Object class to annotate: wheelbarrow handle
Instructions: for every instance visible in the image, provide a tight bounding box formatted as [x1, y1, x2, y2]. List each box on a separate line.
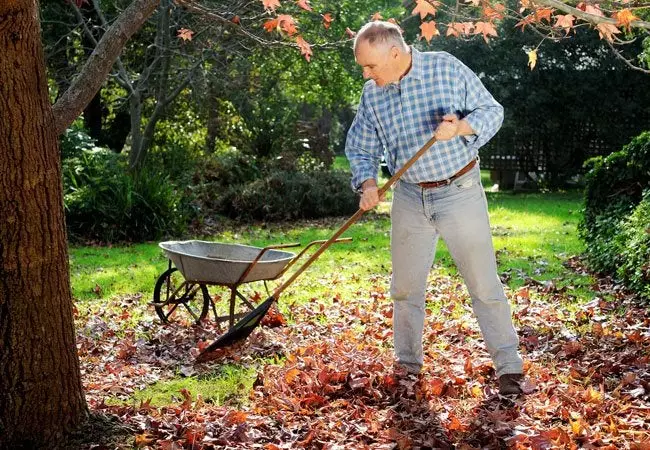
[276, 238, 353, 277]
[235, 243, 301, 285]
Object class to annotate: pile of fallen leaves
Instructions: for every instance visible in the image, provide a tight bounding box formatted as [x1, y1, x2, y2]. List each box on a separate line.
[75, 257, 650, 449]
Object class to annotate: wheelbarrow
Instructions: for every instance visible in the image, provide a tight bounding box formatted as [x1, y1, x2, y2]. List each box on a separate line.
[153, 238, 352, 327]
[196, 135, 439, 361]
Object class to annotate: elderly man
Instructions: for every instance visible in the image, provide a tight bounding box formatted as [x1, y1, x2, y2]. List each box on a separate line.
[345, 21, 525, 395]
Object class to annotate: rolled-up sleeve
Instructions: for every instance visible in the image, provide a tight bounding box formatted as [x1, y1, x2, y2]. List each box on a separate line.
[453, 57, 504, 151]
[345, 91, 383, 192]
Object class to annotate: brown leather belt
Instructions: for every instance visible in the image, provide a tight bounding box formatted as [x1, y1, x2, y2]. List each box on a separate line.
[417, 158, 477, 189]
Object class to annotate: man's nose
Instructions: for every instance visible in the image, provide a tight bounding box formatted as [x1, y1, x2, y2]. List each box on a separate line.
[362, 68, 371, 79]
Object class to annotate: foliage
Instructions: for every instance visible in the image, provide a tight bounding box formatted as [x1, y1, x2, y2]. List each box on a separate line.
[582, 131, 650, 230]
[62, 147, 188, 242]
[616, 192, 650, 299]
[579, 132, 650, 294]
[60, 125, 98, 159]
[216, 170, 358, 221]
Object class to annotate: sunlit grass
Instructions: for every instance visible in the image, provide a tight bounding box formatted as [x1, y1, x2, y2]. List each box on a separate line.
[129, 364, 258, 407]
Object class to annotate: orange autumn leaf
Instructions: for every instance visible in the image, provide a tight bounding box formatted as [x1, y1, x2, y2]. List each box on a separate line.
[412, 0, 437, 19]
[296, 0, 312, 11]
[583, 386, 604, 404]
[277, 14, 298, 35]
[419, 21, 440, 43]
[447, 413, 465, 431]
[177, 28, 194, 41]
[614, 9, 639, 31]
[285, 367, 301, 383]
[474, 21, 498, 42]
[371, 12, 383, 21]
[430, 377, 445, 395]
[262, 0, 281, 12]
[135, 433, 155, 447]
[554, 14, 575, 34]
[483, 4, 505, 21]
[345, 27, 356, 38]
[516, 14, 536, 31]
[296, 35, 313, 61]
[596, 22, 621, 42]
[322, 13, 333, 29]
[231, 15, 241, 25]
[263, 18, 279, 33]
[224, 410, 249, 426]
[446, 22, 473, 37]
[535, 8, 553, 23]
[578, 2, 604, 17]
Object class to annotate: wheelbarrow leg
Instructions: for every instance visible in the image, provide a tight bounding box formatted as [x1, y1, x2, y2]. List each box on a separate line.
[229, 288, 236, 328]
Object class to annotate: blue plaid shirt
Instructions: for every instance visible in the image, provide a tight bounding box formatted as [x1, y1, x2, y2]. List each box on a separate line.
[345, 48, 503, 191]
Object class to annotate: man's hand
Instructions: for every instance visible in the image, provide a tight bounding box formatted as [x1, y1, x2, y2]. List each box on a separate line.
[359, 180, 385, 210]
[435, 114, 460, 141]
[435, 114, 476, 141]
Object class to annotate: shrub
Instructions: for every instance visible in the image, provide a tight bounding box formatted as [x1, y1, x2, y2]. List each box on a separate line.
[581, 131, 650, 233]
[580, 131, 650, 296]
[616, 192, 650, 299]
[63, 148, 188, 242]
[216, 170, 358, 221]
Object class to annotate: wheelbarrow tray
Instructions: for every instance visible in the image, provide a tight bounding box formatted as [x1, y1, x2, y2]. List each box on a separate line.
[159, 240, 295, 285]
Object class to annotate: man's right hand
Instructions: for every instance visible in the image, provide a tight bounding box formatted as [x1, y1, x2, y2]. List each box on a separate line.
[360, 186, 380, 210]
[359, 180, 384, 210]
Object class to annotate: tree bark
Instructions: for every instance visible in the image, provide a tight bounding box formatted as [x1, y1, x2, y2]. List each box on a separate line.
[0, 1, 88, 447]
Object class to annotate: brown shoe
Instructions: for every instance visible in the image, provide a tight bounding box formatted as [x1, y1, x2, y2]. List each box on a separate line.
[498, 373, 524, 395]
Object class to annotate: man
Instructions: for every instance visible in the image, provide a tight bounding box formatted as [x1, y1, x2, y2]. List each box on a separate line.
[345, 21, 525, 395]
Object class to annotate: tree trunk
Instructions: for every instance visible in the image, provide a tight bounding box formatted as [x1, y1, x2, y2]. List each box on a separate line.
[0, 1, 88, 448]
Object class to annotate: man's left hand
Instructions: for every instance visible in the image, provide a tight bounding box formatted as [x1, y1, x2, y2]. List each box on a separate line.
[435, 114, 460, 141]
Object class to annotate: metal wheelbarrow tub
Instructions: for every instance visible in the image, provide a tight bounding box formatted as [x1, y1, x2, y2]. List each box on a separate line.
[159, 240, 295, 285]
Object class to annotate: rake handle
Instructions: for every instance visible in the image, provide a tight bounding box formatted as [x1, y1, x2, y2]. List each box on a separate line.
[272, 135, 438, 299]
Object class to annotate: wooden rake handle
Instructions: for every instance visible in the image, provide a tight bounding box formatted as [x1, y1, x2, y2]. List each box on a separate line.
[271, 135, 438, 299]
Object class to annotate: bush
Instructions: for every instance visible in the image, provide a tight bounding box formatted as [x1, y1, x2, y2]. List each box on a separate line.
[216, 170, 358, 221]
[581, 131, 650, 232]
[63, 148, 188, 242]
[580, 131, 650, 297]
[616, 192, 650, 299]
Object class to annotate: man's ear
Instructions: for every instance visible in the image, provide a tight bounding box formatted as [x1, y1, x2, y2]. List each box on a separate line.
[390, 46, 400, 60]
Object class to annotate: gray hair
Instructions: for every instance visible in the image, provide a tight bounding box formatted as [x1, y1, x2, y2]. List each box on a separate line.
[353, 21, 409, 54]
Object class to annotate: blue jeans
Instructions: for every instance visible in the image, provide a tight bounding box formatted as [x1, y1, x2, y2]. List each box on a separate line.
[390, 165, 523, 377]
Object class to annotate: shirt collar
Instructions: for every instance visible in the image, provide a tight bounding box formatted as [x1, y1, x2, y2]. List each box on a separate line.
[403, 46, 423, 81]
[384, 46, 422, 91]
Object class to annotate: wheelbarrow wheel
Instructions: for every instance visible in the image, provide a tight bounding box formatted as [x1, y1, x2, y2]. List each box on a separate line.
[153, 267, 210, 324]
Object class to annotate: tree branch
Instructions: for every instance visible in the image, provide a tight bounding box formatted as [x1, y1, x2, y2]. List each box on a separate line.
[533, 0, 650, 30]
[52, 0, 161, 135]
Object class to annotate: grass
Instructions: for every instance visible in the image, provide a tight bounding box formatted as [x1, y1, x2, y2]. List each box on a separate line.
[70, 170, 590, 407]
[131, 364, 258, 407]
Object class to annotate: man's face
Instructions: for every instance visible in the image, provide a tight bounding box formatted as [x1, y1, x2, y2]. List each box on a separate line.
[355, 40, 400, 87]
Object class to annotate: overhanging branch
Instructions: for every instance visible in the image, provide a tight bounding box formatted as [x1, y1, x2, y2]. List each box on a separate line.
[52, 0, 161, 135]
[534, 0, 650, 30]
